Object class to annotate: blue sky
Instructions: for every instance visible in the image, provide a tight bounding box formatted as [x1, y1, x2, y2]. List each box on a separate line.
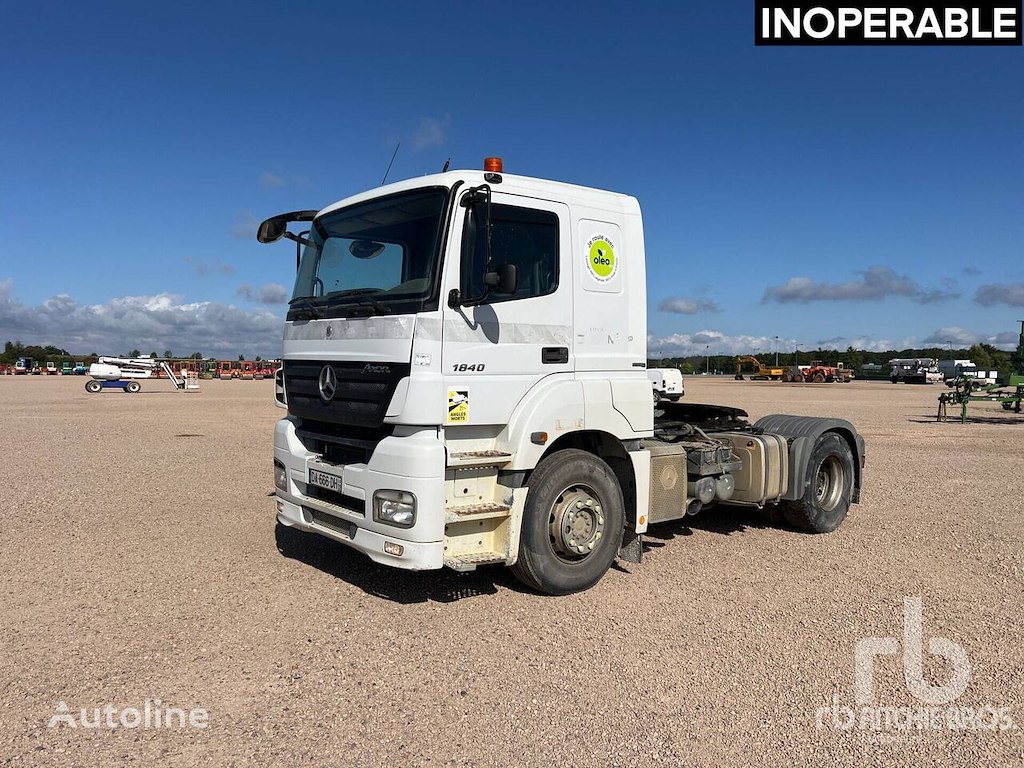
[1, 1, 1021, 358]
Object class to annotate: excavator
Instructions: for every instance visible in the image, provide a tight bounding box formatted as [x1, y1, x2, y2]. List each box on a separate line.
[734, 355, 785, 381]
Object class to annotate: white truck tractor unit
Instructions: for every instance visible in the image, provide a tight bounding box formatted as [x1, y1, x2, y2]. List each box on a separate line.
[260, 159, 865, 594]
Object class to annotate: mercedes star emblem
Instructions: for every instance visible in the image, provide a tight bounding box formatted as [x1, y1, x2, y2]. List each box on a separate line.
[318, 365, 337, 402]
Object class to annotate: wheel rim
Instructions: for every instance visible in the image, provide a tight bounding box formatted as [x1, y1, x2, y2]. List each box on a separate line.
[814, 455, 845, 512]
[548, 484, 605, 561]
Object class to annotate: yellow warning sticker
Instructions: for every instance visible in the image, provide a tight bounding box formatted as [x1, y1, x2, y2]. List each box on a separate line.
[447, 390, 469, 423]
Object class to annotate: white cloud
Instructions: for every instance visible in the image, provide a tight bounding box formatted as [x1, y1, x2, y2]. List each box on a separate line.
[657, 296, 720, 315]
[412, 115, 449, 151]
[0, 280, 283, 358]
[184, 256, 236, 276]
[648, 329, 907, 358]
[975, 283, 1024, 307]
[922, 326, 1018, 350]
[763, 266, 959, 305]
[648, 330, 795, 357]
[231, 211, 260, 240]
[259, 171, 286, 188]
[237, 283, 289, 305]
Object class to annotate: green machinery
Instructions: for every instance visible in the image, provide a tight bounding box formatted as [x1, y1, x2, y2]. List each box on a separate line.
[937, 321, 1024, 423]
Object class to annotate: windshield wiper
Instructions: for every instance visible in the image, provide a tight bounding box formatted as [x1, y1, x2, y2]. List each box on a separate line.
[288, 296, 324, 319]
[351, 295, 392, 316]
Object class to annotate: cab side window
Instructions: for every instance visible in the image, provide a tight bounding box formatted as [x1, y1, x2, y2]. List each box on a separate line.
[462, 203, 559, 303]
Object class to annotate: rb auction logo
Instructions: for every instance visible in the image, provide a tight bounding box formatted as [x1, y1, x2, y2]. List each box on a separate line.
[755, 1, 1023, 44]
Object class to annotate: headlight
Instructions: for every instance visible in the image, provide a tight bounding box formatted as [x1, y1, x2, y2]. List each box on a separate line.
[274, 460, 288, 491]
[373, 490, 416, 528]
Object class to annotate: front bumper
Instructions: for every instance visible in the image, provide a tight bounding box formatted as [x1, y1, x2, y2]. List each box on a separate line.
[273, 417, 446, 570]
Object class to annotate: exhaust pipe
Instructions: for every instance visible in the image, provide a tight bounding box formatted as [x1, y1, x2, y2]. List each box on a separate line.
[686, 499, 703, 516]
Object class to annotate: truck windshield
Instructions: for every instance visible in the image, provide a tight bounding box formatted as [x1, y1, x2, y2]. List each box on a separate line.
[290, 187, 448, 319]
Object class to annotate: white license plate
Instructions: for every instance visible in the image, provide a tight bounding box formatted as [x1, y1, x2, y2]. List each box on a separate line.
[309, 468, 343, 493]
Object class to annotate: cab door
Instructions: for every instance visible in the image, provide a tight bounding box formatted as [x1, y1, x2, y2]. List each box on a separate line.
[440, 189, 572, 429]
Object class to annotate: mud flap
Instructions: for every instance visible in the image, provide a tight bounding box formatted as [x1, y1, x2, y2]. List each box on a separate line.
[618, 530, 643, 564]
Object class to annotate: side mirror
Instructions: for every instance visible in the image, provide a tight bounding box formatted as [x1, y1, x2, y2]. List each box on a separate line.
[484, 263, 517, 295]
[257, 218, 287, 243]
[256, 210, 318, 243]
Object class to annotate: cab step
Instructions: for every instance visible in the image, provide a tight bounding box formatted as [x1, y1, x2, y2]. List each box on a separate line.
[447, 450, 512, 469]
[443, 551, 505, 572]
[444, 502, 511, 524]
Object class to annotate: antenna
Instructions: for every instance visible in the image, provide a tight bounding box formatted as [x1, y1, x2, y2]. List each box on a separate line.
[381, 142, 400, 186]
[441, 157, 450, 173]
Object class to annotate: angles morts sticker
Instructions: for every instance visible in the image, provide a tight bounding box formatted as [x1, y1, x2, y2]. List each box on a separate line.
[447, 389, 469, 423]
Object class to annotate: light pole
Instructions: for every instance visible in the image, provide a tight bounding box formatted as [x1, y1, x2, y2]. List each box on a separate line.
[775, 336, 779, 367]
[705, 345, 710, 375]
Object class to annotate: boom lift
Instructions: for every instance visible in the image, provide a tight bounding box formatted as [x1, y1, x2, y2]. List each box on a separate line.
[258, 158, 865, 595]
[85, 357, 199, 394]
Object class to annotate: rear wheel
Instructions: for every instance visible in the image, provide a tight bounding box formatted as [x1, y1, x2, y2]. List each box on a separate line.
[812, 372, 826, 383]
[125, 380, 141, 393]
[85, 380, 102, 393]
[783, 433, 854, 533]
[511, 449, 625, 595]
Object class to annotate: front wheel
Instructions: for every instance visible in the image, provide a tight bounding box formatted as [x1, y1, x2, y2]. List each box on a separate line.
[783, 433, 854, 533]
[85, 380, 102, 393]
[511, 449, 625, 595]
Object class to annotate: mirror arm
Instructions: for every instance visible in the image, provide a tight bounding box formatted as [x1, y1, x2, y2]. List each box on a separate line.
[284, 230, 310, 272]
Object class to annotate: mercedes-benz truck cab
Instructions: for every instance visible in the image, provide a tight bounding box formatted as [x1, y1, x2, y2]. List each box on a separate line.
[261, 158, 864, 595]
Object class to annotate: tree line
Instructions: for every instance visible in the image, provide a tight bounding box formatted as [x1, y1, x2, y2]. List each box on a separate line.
[649, 342, 1024, 379]
[2, 341, 263, 365]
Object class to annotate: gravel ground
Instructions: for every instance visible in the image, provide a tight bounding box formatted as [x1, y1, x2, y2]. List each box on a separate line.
[1, 374, 1021, 767]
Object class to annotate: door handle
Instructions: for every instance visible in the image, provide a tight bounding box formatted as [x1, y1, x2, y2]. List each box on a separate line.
[542, 347, 569, 364]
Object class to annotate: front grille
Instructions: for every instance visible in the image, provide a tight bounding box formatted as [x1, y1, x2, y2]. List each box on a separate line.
[284, 360, 410, 429]
[305, 507, 357, 539]
[305, 485, 365, 516]
[295, 420, 395, 465]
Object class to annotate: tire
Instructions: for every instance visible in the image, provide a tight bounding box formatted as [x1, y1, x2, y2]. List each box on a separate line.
[85, 380, 102, 393]
[794, 374, 804, 383]
[511, 449, 625, 595]
[125, 380, 141, 393]
[812, 372, 826, 383]
[653, 389, 661, 404]
[783, 433, 854, 533]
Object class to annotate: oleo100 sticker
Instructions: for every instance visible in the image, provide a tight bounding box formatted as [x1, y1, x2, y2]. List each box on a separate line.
[586, 234, 618, 282]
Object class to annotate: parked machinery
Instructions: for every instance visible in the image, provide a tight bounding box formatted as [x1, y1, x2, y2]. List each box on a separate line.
[85, 357, 199, 394]
[734, 355, 785, 381]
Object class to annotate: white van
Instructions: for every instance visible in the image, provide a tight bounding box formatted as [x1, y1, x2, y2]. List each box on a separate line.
[648, 368, 684, 402]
